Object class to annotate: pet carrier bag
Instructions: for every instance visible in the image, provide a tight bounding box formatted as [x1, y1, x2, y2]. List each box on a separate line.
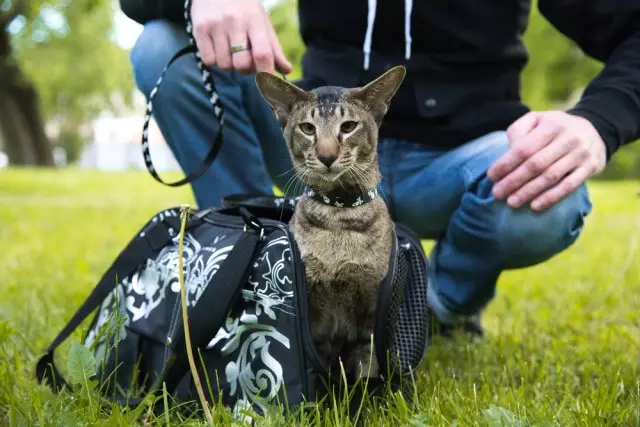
[35, 0, 432, 418]
[36, 196, 431, 419]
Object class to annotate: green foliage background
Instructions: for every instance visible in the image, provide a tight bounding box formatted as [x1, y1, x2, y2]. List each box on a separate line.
[7, 0, 135, 162]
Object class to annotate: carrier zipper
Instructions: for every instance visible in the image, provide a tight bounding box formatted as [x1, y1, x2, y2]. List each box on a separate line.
[285, 229, 329, 397]
[373, 230, 399, 377]
[394, 223, 429, 272]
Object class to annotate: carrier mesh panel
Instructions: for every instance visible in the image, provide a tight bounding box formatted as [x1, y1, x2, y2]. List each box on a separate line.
[384, 246, 408, 361]
[386, 239, 430, 374]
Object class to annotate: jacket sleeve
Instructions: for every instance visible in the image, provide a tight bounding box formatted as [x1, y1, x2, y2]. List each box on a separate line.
[538, 0, 640, 160]
[119, 0, 186, 25]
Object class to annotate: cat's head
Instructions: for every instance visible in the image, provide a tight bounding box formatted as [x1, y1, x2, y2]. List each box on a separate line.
[256, 66, 406, 193]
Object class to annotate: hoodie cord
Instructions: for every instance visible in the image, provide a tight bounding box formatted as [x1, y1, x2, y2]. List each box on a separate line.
[362, 0, 377, 70]
[404, 0, 413, 60]
[362, 0, 413, 70]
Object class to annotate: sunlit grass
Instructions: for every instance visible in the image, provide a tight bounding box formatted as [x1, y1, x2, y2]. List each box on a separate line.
[1, 168, 639, 426]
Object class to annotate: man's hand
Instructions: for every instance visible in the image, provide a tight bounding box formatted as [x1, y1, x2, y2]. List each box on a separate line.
[190, 0, 293, 74]
[487, 111, 606, 212]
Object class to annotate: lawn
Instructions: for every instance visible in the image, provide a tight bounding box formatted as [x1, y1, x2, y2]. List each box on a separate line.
[1, 168, 639, 426]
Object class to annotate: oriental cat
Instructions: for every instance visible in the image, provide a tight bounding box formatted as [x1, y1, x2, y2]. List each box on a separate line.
[255, 66, 406, 378]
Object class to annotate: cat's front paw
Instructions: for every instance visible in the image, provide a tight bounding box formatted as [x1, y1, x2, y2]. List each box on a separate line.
[345, 343, 379, 378]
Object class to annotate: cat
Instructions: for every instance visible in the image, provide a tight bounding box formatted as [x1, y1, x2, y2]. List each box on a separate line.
[255, 66, 406, 379]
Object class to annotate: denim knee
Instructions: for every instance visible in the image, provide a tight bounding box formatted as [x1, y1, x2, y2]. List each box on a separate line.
[130, 20, 187, 98]
[495, 181, 593, 268]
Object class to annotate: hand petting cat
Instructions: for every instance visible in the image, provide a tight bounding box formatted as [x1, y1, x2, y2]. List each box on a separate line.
[488, 111, 606, 212]
[190, 0, 292, 74]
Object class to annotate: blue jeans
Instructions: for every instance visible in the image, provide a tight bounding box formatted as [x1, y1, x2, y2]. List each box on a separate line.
[131, 21, 593, 322]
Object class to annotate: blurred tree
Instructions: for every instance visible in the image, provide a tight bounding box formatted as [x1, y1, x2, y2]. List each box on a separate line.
[0, 0, 134, 165]
[1, 1, 52, 165]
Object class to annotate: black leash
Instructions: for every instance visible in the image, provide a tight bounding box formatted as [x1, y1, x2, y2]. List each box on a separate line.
[139, 0, 223, 187]
[141, 0, 288, 187]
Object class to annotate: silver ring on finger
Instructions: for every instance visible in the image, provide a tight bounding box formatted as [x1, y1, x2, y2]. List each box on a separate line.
[230, 42, 249, 54]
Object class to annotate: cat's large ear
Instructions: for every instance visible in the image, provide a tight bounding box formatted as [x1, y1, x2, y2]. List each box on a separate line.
[256, 72, 311, 127]
[349, 65, 406, 124]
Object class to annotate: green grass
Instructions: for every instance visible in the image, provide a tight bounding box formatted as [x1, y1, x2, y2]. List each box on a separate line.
[1, 168, 639, 426]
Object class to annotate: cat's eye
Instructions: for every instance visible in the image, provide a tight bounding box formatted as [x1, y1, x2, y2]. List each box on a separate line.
[299, 122, 316, 135]
[340, 121, 358, 133]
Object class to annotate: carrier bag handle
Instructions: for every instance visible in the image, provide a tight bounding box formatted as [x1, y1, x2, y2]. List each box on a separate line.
[148, 211, 264, 396]
[175, 208, 264, 350]
[35, 208, 262, 394]
[35, 214, 191, 391]
[140, 0, 225, 187]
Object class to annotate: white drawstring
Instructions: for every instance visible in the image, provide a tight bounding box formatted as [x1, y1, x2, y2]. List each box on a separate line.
[362, 0, 413, 69]
[362, 0, 377, 70]
[404, 0, 413, 60]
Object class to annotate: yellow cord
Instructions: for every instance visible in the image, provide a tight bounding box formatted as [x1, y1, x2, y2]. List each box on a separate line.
[178, 204, 214, 424]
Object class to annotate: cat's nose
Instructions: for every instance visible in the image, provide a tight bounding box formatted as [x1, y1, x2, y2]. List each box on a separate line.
[317, 154, 338, 168]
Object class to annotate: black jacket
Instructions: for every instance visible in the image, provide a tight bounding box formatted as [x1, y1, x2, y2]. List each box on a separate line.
[120, 0, 640, 160]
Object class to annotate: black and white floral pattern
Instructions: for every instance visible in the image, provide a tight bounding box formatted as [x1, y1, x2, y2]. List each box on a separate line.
[84, 223, 297, 419]
[84, 230, 236, 359]
[206, 233, 295, 417]
[244, 236, 295, 317]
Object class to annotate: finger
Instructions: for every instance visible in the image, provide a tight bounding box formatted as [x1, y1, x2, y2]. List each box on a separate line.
[487, 112, 540, 182]
[266, 15, 292, 74]
[493, 132, 578, 200]
[231, 50, 254, 73]
[530, 165, 590, 211]
[507, 111, 540, 141]
[488, 120, 562, 190]
[505, 144, 583, 209]
[194, 24, 216, 66]
[225, 11, 253, 72]
[248, 12, 275, 72]
[212, 20, 232, 70]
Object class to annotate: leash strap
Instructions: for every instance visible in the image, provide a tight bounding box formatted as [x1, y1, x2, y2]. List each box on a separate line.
[141, 0, 290, 187]
[140, 0, 224, 187]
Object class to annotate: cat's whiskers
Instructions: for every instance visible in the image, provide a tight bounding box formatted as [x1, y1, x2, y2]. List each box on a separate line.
[276, 164, 298, 178]
[281, 169, 300, 192]
[282, 167, 308, 198]
[350, 163, 372, 187]
[325, 168, 350, 183]
[298, 169, 312, 195]
[277, 167, 311, 222]
[350, 165, 374, 197]
[281, 171, 300, 197]
[351, 162, 390, 204]
[345, 168, 367, 197]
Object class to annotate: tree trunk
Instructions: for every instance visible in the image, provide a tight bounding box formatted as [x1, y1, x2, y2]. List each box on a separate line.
[0, 26, 54, 166]
[0, 92, 37, 164]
